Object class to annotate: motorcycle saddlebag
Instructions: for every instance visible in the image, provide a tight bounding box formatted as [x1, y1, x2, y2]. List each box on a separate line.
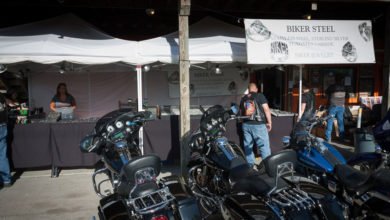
[98, 194, 131, 220]
[162, 175, 202, 219]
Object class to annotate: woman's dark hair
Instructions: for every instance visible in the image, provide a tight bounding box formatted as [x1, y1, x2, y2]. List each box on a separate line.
[56, 82, 69, 97]
[302, 83, 310, 90]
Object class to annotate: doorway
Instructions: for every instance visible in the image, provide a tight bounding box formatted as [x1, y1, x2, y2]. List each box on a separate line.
[255, 67, 285, 110]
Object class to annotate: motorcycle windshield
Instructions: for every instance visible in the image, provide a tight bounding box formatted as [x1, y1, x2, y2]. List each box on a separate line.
[215, 137, 238, 161]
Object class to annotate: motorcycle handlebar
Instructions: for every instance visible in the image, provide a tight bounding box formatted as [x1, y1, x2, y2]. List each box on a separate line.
[307, 115, 333, 138]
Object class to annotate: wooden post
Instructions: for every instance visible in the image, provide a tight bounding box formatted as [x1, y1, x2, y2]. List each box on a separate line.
[179, 0, 191, 176]
[383, 6, 390, 117]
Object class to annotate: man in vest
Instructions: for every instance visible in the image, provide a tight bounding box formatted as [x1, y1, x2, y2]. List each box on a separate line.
[240, 83, 272, 168]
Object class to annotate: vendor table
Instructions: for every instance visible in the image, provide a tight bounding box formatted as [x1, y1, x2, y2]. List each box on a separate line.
[12, 114, 294, 176]
[12, 121, 100, 177]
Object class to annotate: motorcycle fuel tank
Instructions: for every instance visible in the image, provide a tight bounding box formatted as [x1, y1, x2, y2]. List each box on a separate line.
[297, 141, 346, 173]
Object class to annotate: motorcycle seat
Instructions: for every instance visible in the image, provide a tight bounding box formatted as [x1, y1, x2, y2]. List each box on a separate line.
[232, 172, 272, 196]
[334, 164, 373, 193]
[232, 171, 289, 197]
[373, 168, 390, 187]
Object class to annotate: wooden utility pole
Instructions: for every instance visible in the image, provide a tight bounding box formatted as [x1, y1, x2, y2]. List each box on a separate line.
[383, 6, 390, 117]
[179, 0, 191, 176]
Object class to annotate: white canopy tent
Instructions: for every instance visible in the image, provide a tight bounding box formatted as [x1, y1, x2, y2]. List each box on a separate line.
[138, 16, 247, 64]
[0, 14, 251, 153]
[0, 14, 251, 116]
[0, 14, 140, 65]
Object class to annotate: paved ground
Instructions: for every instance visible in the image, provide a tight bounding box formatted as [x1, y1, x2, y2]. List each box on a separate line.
[0, 141, 354, 220]
[0, 166, 181, 220]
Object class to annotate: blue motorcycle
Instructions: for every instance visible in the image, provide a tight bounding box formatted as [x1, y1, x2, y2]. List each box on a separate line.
[372, 107, 390, 169]
[285, 116, 390, 219]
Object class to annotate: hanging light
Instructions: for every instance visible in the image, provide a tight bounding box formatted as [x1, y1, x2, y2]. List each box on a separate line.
[143, 65, 151, 72]
[59, 62, 66, 74]
[215, 64, 222, 74]
[0, 64, 7, 74]
[145, 8, 155, 16]
[303, 14, 312, 20]
[275, 65, 285, 72]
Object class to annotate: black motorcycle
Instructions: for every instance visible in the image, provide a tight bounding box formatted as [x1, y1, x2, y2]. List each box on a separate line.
[80, 109, 200, 220]
[187, 105, 344, 220]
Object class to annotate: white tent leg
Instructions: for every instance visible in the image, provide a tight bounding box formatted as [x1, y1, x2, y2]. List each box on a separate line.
[136, 65, 144, 155]
[298, 65, 303, 117]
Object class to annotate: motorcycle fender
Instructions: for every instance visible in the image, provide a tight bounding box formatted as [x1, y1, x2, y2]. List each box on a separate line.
[176, 197, 202, 220]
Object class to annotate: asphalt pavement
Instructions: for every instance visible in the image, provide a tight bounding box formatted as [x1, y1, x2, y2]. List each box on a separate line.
[0, 166, 181, 220]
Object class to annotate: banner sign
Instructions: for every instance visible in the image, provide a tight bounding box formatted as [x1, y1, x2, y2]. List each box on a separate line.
[168, 68, 249, 98]
[244, 19, 375, 64]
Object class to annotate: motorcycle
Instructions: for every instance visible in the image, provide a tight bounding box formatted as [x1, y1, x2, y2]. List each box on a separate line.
[372, 107, 390, 169]
[286, 115, 390, 219]
[187, 105, 344, 219]
[80, 109, 200, 220]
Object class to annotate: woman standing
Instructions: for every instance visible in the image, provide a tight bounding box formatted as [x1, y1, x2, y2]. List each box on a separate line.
[50, 83, 76, 112]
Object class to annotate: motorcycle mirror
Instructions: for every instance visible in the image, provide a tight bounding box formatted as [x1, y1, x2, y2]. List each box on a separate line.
[143, 105, 161, 120]
[80, 134, 97, 153]
[199, 105, 206, 114]
[230, 103, 239, 115]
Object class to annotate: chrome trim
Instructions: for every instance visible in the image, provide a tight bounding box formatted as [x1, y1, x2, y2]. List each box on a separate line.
[92, 168, 109, 198]
[128, 186, 175, 215]
[270, 188, 316, 212]
[268, 162, 295, 196]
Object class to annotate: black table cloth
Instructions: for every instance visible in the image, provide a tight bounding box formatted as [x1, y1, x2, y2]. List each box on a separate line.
[12, 123, 52, 168]
[50, 122, 99, 167]
[11, 115, 294, 170]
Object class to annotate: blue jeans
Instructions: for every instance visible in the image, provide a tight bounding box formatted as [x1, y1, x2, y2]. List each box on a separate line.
[0, 123, 11, 183]
[325, 106, 345, 142]
[242, 123, 271, 166]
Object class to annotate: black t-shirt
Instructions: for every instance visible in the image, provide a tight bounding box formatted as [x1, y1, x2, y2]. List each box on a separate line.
[0, 93, 8, 124]
[240, 92, 268, 125]
[325, 84, 349, 106]
[301, 91, 315, 121]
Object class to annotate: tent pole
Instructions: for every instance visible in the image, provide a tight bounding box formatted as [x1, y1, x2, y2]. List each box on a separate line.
[179, 0, 191, 177]
[136, 65, 144, 155]
[298, 65, 303, 119]
[383, 6, 390, 117]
